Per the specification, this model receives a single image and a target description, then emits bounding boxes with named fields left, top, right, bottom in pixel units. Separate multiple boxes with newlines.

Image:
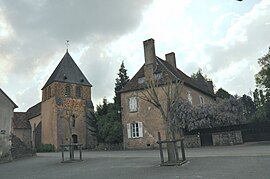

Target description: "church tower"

left=40, top=50, right=96, bottom=150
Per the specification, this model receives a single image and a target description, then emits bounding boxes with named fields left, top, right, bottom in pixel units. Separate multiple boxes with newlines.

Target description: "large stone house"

left=18, top=50, right=97, bottom=150
left=120, top=39, right=216, bottom=149
left=0, top=88, right=18, bottom=161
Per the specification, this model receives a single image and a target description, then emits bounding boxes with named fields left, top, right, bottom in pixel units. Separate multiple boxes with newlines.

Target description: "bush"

left=36, top=144, right=55, bottom=152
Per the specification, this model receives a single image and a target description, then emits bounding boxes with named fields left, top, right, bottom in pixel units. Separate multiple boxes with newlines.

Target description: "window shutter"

left=127, top=123, right=131, bottom=138
left=138, top=122, right=143, bottom=137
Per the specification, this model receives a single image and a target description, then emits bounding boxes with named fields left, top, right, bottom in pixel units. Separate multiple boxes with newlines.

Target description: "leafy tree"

left=252, top=88, right=270, bottom=122
left=216, top=88, right=232, bottom=99
left=255, top=48, right=270, bottom=93
left=95, top=62, right=130, bottom=145
left=172, top=97, right=245, bottom=131
left=240, top=94, right=256, bottom=121
left=96, top=98, right=122, bottom=144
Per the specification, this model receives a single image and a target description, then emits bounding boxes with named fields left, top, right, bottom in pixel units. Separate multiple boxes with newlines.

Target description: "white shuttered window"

left=199, top=96, right=205, bottom=104
left=187, top=91, right=192, bottom=104
left=127, top=122, right=143, bottom=138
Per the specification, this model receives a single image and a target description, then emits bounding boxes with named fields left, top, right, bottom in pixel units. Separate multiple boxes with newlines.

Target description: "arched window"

left=65, top=85, right=71, bottom=97
left=76, top=86, right=81, bottom=98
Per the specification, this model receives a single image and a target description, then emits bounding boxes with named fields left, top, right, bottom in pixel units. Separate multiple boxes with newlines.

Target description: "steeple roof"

left=42, top=51, right=92, bottom=90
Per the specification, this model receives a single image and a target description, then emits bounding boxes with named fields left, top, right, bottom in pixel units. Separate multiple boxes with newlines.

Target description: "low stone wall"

left=212, top=130, right=243, bottom=146
left=11, top=134, right=35, bottom=159
left=184, top=135, right=201, bottom=148
left=95, top=143, right=123, bottom=150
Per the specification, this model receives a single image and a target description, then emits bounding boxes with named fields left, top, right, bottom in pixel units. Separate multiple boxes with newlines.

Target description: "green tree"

left=216, top=88, right=232, bottom=99
left=252, top=88, right=270, bottom=122
left=114, top=61, right=130, bottom=111
left=96, top=98, right=122, bottom=144
left=191, top=68, right=211, bottom=81
left=254, top=47, right=270, bottom=121
left=240, top=94, right=256, bottom=121
left=95, top=62, right=130, bottom=145
left=255, top=48, right=270, bottom=93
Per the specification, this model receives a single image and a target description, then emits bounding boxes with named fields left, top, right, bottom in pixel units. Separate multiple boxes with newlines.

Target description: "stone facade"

left=183, top=135, right=201, bottom=148
left=120, top=39, right=216, bottom=149
left=12, top=129, right=31, bottom=147
left=0, top=89, right=17, bottom=162
left=11, top=134, right=34, bottom=159
left=212, top=131, right=243, bottom=146
left=26, top=51, right=96, bottom=151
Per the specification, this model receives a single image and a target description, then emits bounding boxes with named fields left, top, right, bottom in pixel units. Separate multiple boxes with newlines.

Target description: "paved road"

left=1, top=142, right=270, bottom=179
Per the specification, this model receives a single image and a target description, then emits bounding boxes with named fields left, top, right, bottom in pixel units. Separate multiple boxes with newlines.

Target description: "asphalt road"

left=1, top=142, right=270, bottom=179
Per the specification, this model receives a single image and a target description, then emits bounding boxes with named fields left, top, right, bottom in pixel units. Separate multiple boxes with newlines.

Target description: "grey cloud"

left=205, top=3, right=270, bottom=73
left=0, top=0, right=152, bottom=76
left=79, top=42, right=121, bottom=106
left=0, top=0, right=153, bottom=110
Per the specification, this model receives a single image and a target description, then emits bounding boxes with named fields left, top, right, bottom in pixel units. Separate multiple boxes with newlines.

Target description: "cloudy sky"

left=0, top=0, right=269, bottom=111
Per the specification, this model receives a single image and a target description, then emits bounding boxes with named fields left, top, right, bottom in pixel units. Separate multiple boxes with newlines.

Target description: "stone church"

left=14, top=50, right=97, bottom=150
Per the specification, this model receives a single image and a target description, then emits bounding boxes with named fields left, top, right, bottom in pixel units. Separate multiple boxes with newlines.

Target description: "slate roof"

left=13, top=112, right=31, bottom=129
left=119, top=57, right=215, bottom=98
left=26, top=102, right=41, bottom=120
left=0, top=88, right=18, bottom=108
left=42, top=51, right=92, bottom=89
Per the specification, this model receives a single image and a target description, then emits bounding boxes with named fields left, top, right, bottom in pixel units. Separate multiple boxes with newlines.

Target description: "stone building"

left=20, top=51, right=96, bottom=150
left=13, top=112, right=31, bottom=147
left=120, top=39, right=216, bottom=149
left=0, top=88, right=18, bottom=161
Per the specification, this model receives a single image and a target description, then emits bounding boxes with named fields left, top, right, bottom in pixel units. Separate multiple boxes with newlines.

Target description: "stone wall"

left=184, top=135, right=201, bottom=148
left=121, top=82, right=215, bottom=149
left=212, top=130, right=243, bottom=146
left=95, top=143, right=123, bottom=150
left=11, top=134, right=34, bottom=159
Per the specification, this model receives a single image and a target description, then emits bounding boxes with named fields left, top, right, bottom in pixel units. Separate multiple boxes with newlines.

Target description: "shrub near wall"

left=36, top=144, right=55, bottom=152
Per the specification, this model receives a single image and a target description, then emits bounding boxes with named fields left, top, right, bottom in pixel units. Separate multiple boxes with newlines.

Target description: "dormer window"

left=154, top=73, right=162, bottom=80
left=138, top=77, right=145, bottom=84
left=65, top=85, right=71, bottom=97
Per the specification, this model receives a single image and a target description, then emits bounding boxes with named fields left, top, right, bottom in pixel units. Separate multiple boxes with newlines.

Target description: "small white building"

left=0, top=88, right=18, bottom=161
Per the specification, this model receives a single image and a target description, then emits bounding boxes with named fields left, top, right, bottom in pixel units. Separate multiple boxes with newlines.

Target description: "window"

left=199, top=96, right=205, bottom=104
left=154, top=73, right=162, bottom=80
left=65, top=85, right=71, bottom=97
left=48, top=86, right=51, bottom=98
left=44, top=88, right=47, bottom=100
left=187, top=91, right=192, bottom=104
left=127, top=122, right=143, bottom=138
left=138, top=77, right=145, bottom=84
left=129, top=97, right=138, bottom=112
left=76, top=86, right=81, bottom=98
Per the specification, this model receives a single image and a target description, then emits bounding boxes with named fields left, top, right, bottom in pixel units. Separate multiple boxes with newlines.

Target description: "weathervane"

left=65, top=40, right=70, bottom=52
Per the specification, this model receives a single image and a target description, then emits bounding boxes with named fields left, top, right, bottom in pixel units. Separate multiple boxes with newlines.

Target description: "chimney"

left=165, top=52, right=176, bottom=68
left=143, top=38, right=156, bottom=65
left=143, top=38, right=156, bottom=81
